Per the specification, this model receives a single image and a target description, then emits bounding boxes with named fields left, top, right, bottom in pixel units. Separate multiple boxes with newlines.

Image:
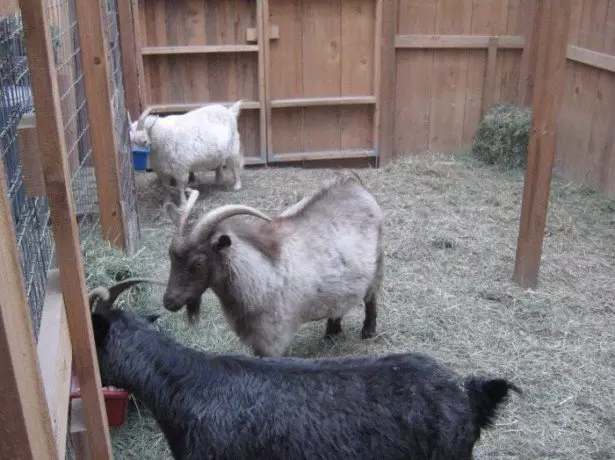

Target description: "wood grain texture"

left=19, top=0, right=113, bottom=457
left=0, top=138, right=57, bottom=460
left=377, top=0, right=395, bottom=162
left=395, top=0, right=437, bottom=155
left=514, top=0, right=572, bottom=288
left=428, top=0, right=473, bottom=152
left=76, top=0, right=127, bottom=250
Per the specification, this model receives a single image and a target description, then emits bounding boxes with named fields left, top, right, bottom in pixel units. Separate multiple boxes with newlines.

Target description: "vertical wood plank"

left=76, top=0, right=127, bottom=250
left=500, top=0, right=524, bottom=102
left=268, top=0, right=303, bottom=156
left=518, top=0, right=541, bottom=105
left=258, top=0, right=268, bottom=160
left=596, top=2, right=615, bottom=194
left=18, top=0, right=114, bottom=457
left=559, top=0, right=608, bottom=184
left=514, top=0, right=572, bottom=289
left=481, top=37, right=498, bottom=116
left=554, top=0, right=584, bottom=171
left=0, top=151, right=57, bottom=460
left=580, top=0, right=612, bottom=189
left=118, top=0, right=140, bottom=115
left=372, top=0, right=383, bottom=156
left=133, top=0, right=148, bottom=108
left=341, top=0, right=374, bottom=151
left=462, top=0, right=509, bottom=145
left=378, top=0, right=396, bottom=162
left=302, top=0, right=342, bottom=152
left=428, top=0, right=473, bottom=152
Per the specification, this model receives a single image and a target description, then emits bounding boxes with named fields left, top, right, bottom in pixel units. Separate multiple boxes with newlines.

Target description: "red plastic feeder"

left=69, top=374, right=130, bottom=426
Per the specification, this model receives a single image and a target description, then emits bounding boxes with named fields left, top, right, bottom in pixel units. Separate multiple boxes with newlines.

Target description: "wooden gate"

left=131, top=0, right=383, bottom=165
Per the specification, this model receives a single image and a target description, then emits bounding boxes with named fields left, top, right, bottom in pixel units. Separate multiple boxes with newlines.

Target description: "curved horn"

left=127, top=109, right=132, bottom=126
left=136, top=107, right=154, bottom=130
left=88, top=286, right=111, bottom=312
left=191, top=204, right=272, bottom=241
left=105, top=277, right=167, bottom=306
left=180, top=188, right=200, bottom=231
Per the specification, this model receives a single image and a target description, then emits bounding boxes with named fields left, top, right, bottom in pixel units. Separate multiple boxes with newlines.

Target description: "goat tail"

left=464, top=377, right=521, bottom=430
left=228, top=99, right=244, bottom=119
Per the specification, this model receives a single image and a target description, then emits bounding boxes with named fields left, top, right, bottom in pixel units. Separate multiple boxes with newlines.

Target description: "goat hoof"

left=361, top=324, right=376, bottom=339
left=325, top=318, right=342, bottom=339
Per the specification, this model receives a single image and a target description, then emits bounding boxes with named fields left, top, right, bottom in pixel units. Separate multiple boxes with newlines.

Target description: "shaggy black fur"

left=92, top=308, right=520, bottom=460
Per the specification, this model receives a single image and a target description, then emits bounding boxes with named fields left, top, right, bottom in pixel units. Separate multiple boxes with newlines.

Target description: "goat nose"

left=163, top=293, right=183, bottom=312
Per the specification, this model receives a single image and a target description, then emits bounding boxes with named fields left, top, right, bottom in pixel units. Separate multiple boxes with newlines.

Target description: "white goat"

left=162, top=171, right=385, bottom=357
left=129, top=101, right=244, bottom=207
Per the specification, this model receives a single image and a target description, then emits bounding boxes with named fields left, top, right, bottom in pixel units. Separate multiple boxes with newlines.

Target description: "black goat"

left=90, top=280, right=521, bottom=460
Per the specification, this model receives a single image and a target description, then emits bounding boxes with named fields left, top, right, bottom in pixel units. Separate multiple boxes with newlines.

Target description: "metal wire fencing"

left=103, top=0, right=140, bottom=253
left=0, top=12, right=55, bottom=341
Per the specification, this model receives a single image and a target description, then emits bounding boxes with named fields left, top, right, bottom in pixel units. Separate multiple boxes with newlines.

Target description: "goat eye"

left=190, top=261, right=202, bottom=273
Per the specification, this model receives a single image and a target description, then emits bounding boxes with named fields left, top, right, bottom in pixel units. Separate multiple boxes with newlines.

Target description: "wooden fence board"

left=18, top=0, right=113, bottom=456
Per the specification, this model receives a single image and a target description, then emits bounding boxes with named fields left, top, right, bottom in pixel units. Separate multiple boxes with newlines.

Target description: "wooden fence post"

left=517, top=0, right=540, bottom=106
left=17, top=0, right=114, bottom=458
left=117, top=0, right=140, bottom=116
left=513, top=0, right=572, bottom=289
left=377, top=0, right=396, bottom=165
left=0, top=151, right=58, bottom=460
left=75, top=0, right=127, bottom=251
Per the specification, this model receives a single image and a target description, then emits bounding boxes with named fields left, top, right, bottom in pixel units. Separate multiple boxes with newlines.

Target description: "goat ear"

left=212, top=234, right=231, bottom=251
left=91, top=313, right=110, bottom=346
left=164, top=201, right=182, bottom=228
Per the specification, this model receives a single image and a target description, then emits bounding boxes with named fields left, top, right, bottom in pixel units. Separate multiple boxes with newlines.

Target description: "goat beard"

left=186, top=296, right=202, bottom=325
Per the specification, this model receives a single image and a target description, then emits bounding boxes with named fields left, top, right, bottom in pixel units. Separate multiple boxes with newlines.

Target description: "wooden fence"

left=556, top=0, right=615, bottom=196
left=125, top=0, right=615, bottom=195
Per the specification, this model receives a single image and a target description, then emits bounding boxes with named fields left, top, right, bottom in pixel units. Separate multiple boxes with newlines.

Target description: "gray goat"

left=90, top=279, right=521, bottom=460
left=162, top=170, right=385, bottom=357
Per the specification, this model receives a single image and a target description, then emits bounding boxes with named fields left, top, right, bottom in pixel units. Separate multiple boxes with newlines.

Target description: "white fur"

left=130, top=101, right=244, bottom=207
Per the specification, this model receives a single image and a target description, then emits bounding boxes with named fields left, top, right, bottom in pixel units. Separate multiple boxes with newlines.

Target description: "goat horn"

left=106, top=277, right=167, bottom=306
left=191, top=204, right=272, bottom=241
left=179, top=188, right=200, bottom=232
left=136, top=107, right=153, bottom=130
left=88, top=286, right=111, bottom=312
left=127, top=109, right=132, bottom=125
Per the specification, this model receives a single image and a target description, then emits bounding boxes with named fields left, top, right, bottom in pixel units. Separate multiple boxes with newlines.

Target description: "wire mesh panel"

left=103, top=0, right=140, bottom=253
left=0, top=12, right=56, bottom=340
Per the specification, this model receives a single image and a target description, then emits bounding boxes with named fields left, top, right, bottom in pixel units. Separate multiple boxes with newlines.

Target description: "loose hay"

left=471, top=103, right=532, bottom=169
left=111, top=157, right=615, bottom=460
left=81, top=232, right=152, bottom=313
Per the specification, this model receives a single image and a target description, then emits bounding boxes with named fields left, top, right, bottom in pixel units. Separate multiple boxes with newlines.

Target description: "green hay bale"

left=470, top=103, right=532, bottom=169
left=81, top=234, right=151, bottom=312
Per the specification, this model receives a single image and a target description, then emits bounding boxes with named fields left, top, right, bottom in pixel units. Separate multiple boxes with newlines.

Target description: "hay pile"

left=80, top=233, right=151, bottom=312
left=471, top=103, right=532, bottom=169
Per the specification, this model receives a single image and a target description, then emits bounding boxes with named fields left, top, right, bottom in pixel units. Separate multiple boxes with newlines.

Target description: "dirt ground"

left=109, top=153, right=615, bottom=460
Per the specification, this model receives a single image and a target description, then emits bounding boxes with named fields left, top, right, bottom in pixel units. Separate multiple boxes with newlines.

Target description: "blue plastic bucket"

left=132, top=147, right=149, bottom=170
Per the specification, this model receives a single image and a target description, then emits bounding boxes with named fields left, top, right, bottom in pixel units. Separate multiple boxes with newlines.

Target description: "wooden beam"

left=17, top=112, right=47, bottom=197
left=566, top=45, right=615, bottom=73
left=377, top=0, right=396, bottom=165
left=36, top=269, right=72, bottom=460
left=514, top=0, right=572, bottom=289
left=256, top=0, right=268, bottom=161
left=117, top=0, right=140, bottom=117
left=270, top=96, right=376, bottom=108
left=269, top=149, right=376, bottom=163
left=141, top=45, right=259, bottom=55
left=75, top=0, right=126, bottom=251
left=0, top=152, right=57, bottom=460
left=373, top=0, right=383, bottom=162
left=395, top=34, right=525, bottom=49
left=481, top=37, right=498, bottom=117
left=132, top=0, right=147, bottom=112
left=146, top=101, right=261, bottom=114
left=17, top=0, right=113, bottom=458
left=518, top=0, right=541, bottom=106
